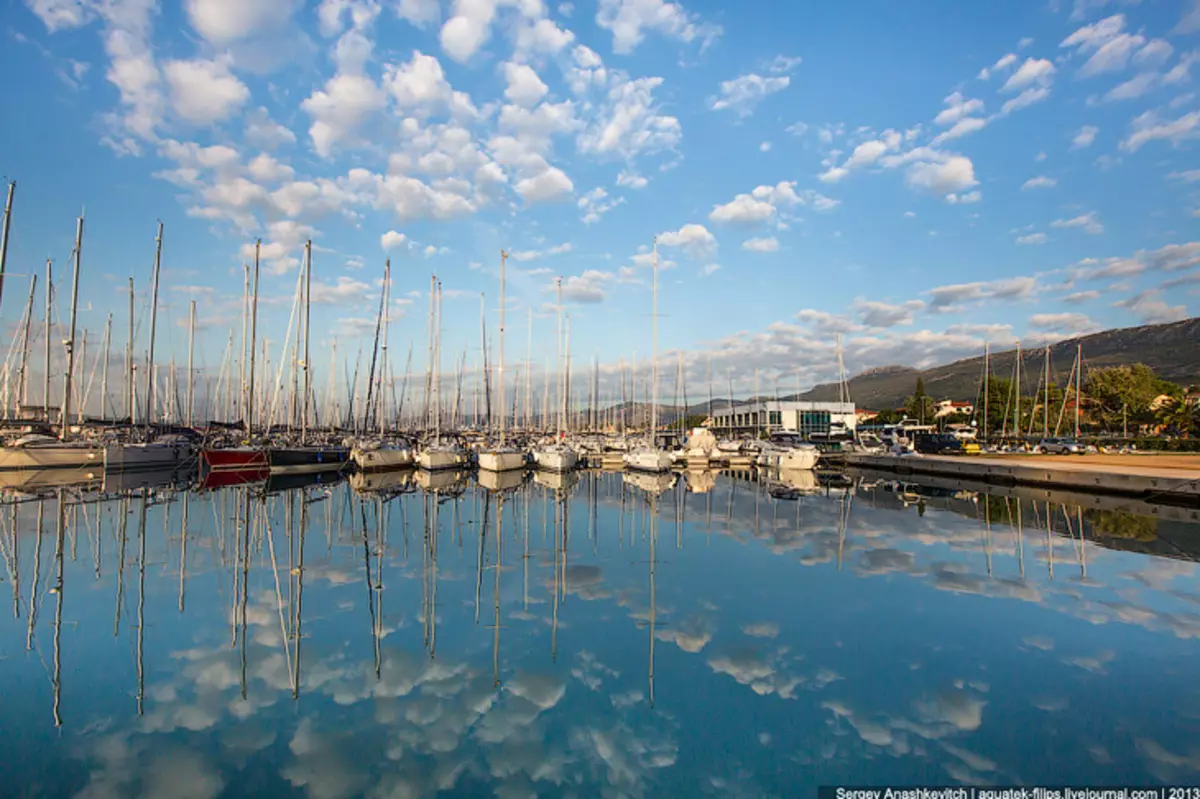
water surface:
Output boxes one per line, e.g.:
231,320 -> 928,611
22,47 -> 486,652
2,468 -> 1199,797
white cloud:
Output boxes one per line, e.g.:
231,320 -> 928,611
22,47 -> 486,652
759,141 -> 771,152
514,165 -> 574,203
854,298 -> 924,327
1071,125 -> 1099,149
596,0 -> 721,54
1177,0 -> 1200,34
658,223 -> 717,257
439,0 -> 502,63
244,106 -> 296,150
511,242 -> 573,261
185,0 -> 300,44
381,230 -> 408,251
946,190 -> 981,204
709,73 -> 790,116
502,61 -> 549,107
1022,176 -> 1056,189
302,73 -> 387,157
385,50 -> 477,118
708,181 -> 813,224
1016,232 -> 1048,245
977,53 -> 1017,81
1114,289 -> 1187,323
1060,13 -> 1126,51
1169,169 -> 1200,182
1120,110 -> 1200,151
1079,33 -> 1147,77
1051,211 -> 1104,234
616,170 -> 648,189
934,92 -> 984,125
1000,86 -> 1050,115
1104,71 -> 1158,102
578,186 -> 624,224
905,156 -> 978,196
1001,58 -> 1056,91
701,263 -> 720,276
163,57 -> 250,125
556,269 -> 613,303
576,74 -> 682,158
247,153 -> 294,183
928,276 -> 1037,309
818,166 -> 848,183
709,194 -> 774,224
1063,290 -> 1100,304
1028,312 -> 1097,332
741,236 -> 779,252
931,117 -> 989,145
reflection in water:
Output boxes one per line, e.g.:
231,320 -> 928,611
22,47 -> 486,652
2,469 -> 1200,794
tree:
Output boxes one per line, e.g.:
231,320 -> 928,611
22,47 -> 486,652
874,408 -> 904,425
904,377 -> 934,424
1156,397 -> 1195,437
1085,364 -> 1182,432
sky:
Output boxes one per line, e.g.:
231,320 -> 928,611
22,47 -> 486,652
1,0 -> 1199,412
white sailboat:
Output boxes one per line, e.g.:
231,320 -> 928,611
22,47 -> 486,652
478,251 -> 526,472
625,238 -> 671,474
532,277 -> 578,473
417,277 -> 469,471
0,216 -> 103,472
352,259 -> 413,471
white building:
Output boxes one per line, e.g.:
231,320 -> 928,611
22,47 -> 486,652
711,400 -> 857,437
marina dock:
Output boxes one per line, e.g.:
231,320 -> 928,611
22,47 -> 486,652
846,452 -> 1200,506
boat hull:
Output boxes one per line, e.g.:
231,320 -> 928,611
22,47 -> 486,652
0,444 -> 102,471
533,449 -> 578,472
351,446 -> 414,471
104,441 -> 193,472
624,450 -> 673,473
267,447 -> 350,475
416,449 -> 469,471
779,448 -> 820,470
477,468 -> 526,491
477,451 -> 527,472
198,467 -> 269,491
202,448 -> 268,472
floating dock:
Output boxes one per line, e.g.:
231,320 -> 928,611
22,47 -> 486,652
846,453 -> 1200,506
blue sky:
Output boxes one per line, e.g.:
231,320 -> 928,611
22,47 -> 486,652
1,0 -> 1198,406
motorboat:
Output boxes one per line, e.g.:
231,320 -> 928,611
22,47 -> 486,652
624,445 -> 673,473
755,432 -> 820,470
267,445 -> 351,475
104,434 -> 195,472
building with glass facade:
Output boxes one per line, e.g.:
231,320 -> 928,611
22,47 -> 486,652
710,400 -> 857,437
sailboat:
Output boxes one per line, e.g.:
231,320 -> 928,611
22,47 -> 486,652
105,222 -> 196,472
264,241 -> 350,475
531,278 -> 578,472
202,240 -> 268,474
478,251 -> 527,472
416,277 -> 469,470
351,259 -> 414,471
624,238 -> 672,474
0,216 -> 103,472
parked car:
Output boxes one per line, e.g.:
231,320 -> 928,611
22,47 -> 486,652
913,433 -> 966,455
1037,437 -> 1083,454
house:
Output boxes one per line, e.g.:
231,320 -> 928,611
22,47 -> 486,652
934,399 -> 974,419
855,409 -> 879,423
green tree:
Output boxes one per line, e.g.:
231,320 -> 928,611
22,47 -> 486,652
1156,397 -> 1195,436
1085,364 -> 1182,432
874,408 -> 904,425
904,377 -> 934,424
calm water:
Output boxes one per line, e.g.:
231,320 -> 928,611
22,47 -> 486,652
2,467 -> 1199,797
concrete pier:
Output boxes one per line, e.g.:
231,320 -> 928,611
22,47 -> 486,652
846,453 -> 1200,506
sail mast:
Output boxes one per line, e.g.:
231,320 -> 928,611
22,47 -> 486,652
59,216 -> 83,440
499,250 -> 508,446
377,258 -> 390,437
302,242 -> 314,442
0,182 -> 13,315
43,259 -> 51,420
556,277 -> 564,438
101,314 -> 112,422
186,301 -> 195,427
1074,343 -> 1081,438
17,274 -> 36,411
651,237 -> 658,446
246,241 -> 261,441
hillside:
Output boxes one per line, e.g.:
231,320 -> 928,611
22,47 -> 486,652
797,318 -> 1200,411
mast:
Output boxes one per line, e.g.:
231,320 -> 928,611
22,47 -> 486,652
302,242 -> 314,443
58,216 -> 83,441
479,292 -> 488,432
101,314 -> 112,422
525,307 -> 533,431
556,277 -> 564,438
1080,340 -> 1089,436
498,250 -> 508,446
186,301 -> 196,427
127,278 -> 134,422
377,258 -> 389,437
43,259 -> 51,419
425,275 -> 436,430
144,222 -> 163,429
0,182 -> 13,315
983,342 -> 989,443
239,264 -> 248,423
1014,341 -> 1021,442
246,241 -> 261,440
434,280 -> 442,439
650,238 -> 659,447
17,274 -> 36,411
1043,345 -> 1050,439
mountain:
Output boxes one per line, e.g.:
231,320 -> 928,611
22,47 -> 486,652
795,318 -> 1200,411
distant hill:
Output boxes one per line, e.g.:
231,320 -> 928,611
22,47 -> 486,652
796,318 -> 1200,411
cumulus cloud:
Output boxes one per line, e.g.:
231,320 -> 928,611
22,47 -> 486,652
1120,110 -> 1200,152
1071,125 -> 1099,149
1114,289 -> 1188,324
596,0 -> 721,54
1022,176 -> 1057,189
381,230 -> 408,251
1028,312 -> 1097,332
1001,58 -> 1056,91
1016,232 -> 1048,245
658,223 -> 717,258
905,156 -> 978,196
1051,211 -> 1104,234
741,236 -> 779,252
927,276 -> 1037,310
853,298 -> 924,328
709,73 -> 791,116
